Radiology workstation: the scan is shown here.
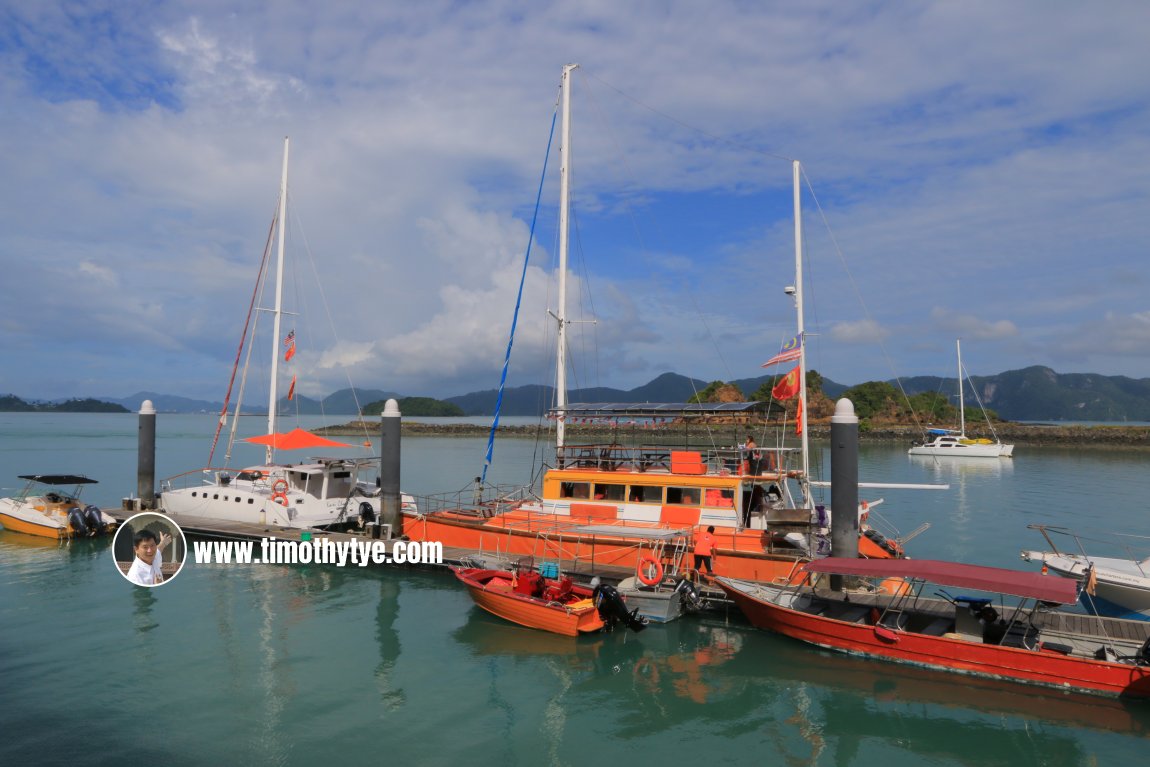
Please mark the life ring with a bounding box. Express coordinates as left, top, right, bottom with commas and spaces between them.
270, 491, 289, 507
637, 557, 663, 586
271, 479, 289, 495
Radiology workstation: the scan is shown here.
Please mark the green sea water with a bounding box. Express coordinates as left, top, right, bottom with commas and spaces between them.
1, 413, 1148, 765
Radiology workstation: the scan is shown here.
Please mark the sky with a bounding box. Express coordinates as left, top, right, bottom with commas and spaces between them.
2, 1, 1148, 405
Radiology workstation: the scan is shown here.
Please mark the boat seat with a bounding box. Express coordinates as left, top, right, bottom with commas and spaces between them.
999, 624, 1040, 650
830, 605, 871, 623
918, 617, 955, 636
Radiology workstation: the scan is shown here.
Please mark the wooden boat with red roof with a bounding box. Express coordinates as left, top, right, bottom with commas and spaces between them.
717, 558, 1150, 698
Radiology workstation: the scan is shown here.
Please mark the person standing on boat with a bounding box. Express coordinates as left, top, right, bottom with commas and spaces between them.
126, 529, 172, 587
743, 436, 760, 475
693, 526, 716, 577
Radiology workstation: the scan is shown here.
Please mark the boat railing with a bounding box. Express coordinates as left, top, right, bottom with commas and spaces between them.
410, 484, 537, 519
554, 443, 800, 478
159, 467, 279, 494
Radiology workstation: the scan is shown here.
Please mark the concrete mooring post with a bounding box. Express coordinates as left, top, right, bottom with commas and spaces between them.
830, 397, 859, 591
137, 399, 157, 510
380, 399, 402, 539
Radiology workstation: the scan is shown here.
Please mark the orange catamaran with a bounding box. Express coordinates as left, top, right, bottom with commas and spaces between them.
401, 66, 920, 584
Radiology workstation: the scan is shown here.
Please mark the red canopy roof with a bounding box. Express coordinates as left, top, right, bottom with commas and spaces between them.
244, 427, 353, 451
802, 557, 1079, 604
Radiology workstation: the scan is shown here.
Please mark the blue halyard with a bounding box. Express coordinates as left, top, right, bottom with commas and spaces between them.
481, 108, 558, 485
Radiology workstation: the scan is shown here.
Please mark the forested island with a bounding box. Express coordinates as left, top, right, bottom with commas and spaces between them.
0, 395, 129, 413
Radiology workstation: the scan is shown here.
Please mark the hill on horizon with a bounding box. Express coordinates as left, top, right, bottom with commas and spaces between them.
8, 367, 1149, 421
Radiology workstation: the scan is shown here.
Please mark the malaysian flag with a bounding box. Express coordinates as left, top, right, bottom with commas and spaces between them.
762, 334, 803, 367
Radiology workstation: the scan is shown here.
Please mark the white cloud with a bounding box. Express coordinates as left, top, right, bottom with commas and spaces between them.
930, 308, 1019, 341
829, 319, 890, 345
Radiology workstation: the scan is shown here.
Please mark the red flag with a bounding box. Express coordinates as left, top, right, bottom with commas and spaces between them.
771, 366, 800, 400
795, 397, 804, 435
284, 342, 296, 362
287, 375, 297, 401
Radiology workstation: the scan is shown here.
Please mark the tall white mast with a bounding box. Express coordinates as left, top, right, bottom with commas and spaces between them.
266, 136, 290, 463
555, 64, 577, 451
956, 338, 965, 438
793, 160, 811, 506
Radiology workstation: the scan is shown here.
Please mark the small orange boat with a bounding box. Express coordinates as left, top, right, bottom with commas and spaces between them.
453, 567, 607, 637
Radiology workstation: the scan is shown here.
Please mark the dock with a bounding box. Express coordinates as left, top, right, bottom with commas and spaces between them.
147, 512, 732, 604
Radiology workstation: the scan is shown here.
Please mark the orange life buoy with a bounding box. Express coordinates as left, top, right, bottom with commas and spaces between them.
271, 479, 289, 495
637, 557, 663, 586
270, 491, 289, 507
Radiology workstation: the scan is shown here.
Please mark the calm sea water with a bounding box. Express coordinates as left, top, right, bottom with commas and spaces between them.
2, 412, 1149, 765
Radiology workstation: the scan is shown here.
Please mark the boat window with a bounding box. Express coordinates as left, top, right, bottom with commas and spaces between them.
703, 488, 735, 507
593, 483, 626, 501
666, 487, 700, 506
560, 482, 591, 499
326, 472, 354, 499
628, 485, 661, 504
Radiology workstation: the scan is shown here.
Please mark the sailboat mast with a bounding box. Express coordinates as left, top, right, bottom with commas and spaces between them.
793, 160, 810, 505
956, 338, 965, 437
267, 136, 290, 463
555, 64, 577, 451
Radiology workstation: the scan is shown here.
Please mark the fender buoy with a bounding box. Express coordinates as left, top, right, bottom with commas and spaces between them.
637, 557, 663, 586
877, 577, 909, 597
271, 479, 289, 495
270, 491, 289, 507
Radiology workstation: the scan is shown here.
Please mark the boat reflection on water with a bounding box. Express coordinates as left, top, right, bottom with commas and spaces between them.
452, 610, 1150, 755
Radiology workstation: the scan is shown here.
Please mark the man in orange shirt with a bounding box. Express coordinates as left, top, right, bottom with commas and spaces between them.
693, 525, 716, 577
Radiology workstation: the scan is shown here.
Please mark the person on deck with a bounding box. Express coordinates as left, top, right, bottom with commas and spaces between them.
693, 525, 716, 577
744, 435, 761, 475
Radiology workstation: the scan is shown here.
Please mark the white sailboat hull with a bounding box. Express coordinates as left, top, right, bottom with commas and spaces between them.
908, 439, 1013, 458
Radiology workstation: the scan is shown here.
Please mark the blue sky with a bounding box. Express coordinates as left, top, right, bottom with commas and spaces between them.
2, 1, 1148, 403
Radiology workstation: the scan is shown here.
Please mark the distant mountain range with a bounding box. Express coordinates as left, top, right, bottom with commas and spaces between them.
5, 366, 1149, 421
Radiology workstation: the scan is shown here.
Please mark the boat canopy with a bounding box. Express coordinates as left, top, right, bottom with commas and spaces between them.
18, 474, 98, 485
552, 402, 770, 417
926, 428, 959, 436
802, 557, 1079, 604
244, 427, 353, 451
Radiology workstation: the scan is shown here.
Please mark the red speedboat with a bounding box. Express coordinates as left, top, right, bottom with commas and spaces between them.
718, 557, 1150, 699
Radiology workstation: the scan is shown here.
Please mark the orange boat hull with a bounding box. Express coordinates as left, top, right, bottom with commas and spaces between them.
453, 567, 604, 636
0, 512, 68, 539
407, 510, 888, 582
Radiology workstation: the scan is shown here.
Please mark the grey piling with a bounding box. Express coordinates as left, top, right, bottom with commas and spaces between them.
830, 397, 859, 590
137, 399, 157, 509
380, 399, 402, 539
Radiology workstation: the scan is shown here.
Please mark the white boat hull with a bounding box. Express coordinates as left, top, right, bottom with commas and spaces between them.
909, 439, 1013, 458
1021, 551, 1150, 621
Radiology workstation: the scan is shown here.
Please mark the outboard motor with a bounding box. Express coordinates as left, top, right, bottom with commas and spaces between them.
358, 502, 376, 529
592, 580, 648, 633
83, 505, 105, 536
673, 578, 708, 614
67, 507, 91, 536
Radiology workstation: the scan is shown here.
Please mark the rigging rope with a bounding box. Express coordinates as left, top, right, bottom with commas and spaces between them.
208, 209, 277, 466
481, 105, 559, 485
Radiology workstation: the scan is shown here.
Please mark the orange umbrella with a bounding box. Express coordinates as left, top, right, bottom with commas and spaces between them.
244, 427, 354, 450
